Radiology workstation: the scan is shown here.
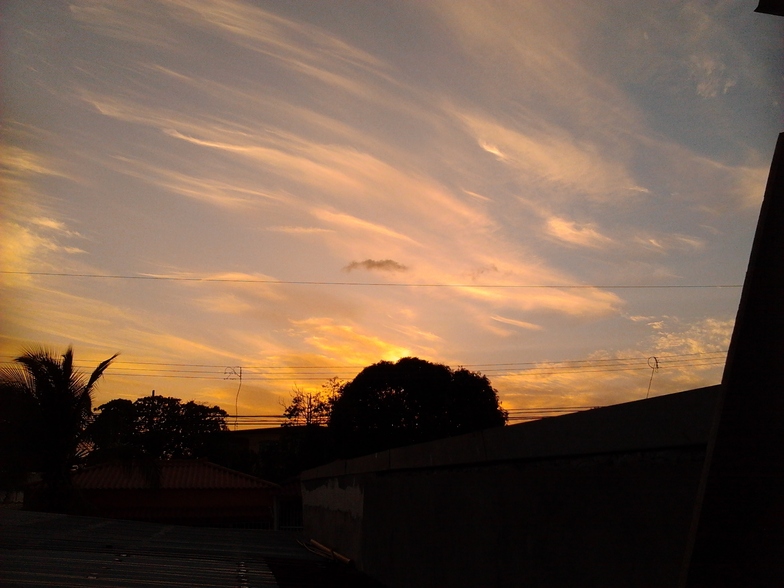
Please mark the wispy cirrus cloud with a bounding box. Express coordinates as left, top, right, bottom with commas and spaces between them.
166, 0, 389, 75
78, 81, 627, 323
0, 203, 87, 287
457, 111, 647, 201
1, 146, 73, 179
545, 217, 614, 249
101, 154, 289, 209
74, 0, 399, 110
0, 222, 85, 279
70, 0, 179, 49
265, 226, 333, 235
490, 315, 542, 331
632, 232, 706, 254
312, 209, 420, 246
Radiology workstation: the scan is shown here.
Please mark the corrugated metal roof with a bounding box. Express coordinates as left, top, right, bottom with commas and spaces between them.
0, 509, 386, 587
71, 460, 278, 490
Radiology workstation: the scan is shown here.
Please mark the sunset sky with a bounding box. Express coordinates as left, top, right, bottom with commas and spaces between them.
2, 1, 782, 424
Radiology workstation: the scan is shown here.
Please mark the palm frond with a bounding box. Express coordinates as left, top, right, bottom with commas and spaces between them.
61, 346, 74, 385
2, 346, 119, 494
85, 353, 119, 393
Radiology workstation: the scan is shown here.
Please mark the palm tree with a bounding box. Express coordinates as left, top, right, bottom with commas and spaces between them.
0, 346, 117, 507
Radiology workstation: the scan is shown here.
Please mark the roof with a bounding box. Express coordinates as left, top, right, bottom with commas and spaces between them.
231, 426, 287, 442
71, 459, 278, 490
303, 385, 721, 480
0, 509, 385, 588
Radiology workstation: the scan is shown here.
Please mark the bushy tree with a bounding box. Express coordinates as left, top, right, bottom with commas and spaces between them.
329, 357, 506, 457
261, 379, 344, 481
282, 379, 343, 427
0, 346, 116, 505
84, 398, 136, 456
88, 394, 229, 461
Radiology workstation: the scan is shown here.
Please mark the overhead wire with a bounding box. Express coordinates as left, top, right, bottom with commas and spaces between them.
0, 270, 743, 289
0, 350, 727, 382
0, 352, 725, 370
0, 350, 726, 426
0, 263, 734, 428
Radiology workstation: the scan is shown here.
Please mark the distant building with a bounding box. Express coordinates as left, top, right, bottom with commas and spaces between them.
231, 426, 288, 454
52, 459, 279, 528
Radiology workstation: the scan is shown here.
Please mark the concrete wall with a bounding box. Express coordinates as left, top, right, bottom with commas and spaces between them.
301, 386, 720, 588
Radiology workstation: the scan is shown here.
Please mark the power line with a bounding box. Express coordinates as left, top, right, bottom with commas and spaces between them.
0, 270, 743, 289
460, 351, 727, 368
0, 350, 727, 379
0, 349, 727, 370
0, 350, 727, 369
230, 405, 604, 427
7, 358, 722, 381
0, 351, 727, 406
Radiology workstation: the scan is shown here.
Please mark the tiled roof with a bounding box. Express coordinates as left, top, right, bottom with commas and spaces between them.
71, 460, 278, 490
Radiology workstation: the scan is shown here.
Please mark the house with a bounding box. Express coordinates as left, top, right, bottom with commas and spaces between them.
231, 426, 288, 454
63, 459, 279, 528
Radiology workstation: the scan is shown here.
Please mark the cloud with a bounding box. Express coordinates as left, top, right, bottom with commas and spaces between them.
466, 264, 499, 281
390, 324, 442, 345
688, 53, 736, 99
457, 111, 646, 202
480, 302, 734, 408
545, 217, 614, 249
485, 355, 657, 410
463, 190, 492, 202
312, 209, 420, 246
30, 217, 79, 235
81, 97, 385, 202
1, 146, 72, 178
167, 0, 388, 73
635, 136, 769, 213
74, 0, 398, 105
343, 259, 409, 273
266, 226, 333, 235
0, 219, 86, 283
478, 140, 506, 160
192, 293, 255, 315
103, 155, 288, 209
631, 231, 706, 255
627, 314, 656, 323
289, 317, 410, 365
490, 315, 542, 331
70, 0, 178, 49
650, 316, 733, 356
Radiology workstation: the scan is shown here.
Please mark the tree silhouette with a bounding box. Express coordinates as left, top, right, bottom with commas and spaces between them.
84, 398, 136, 459
261, 379, 343, 481
89, 394, 229, 461
0, 346, 116, 506
329, 357, 507, 458
282, 379, 343, 427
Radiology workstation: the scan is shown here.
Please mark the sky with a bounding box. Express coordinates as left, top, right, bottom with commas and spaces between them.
2, 0, 782, 426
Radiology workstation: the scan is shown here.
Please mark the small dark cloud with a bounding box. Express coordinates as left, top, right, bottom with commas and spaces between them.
468, 264, 499, 281
343, 259, 409, 273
